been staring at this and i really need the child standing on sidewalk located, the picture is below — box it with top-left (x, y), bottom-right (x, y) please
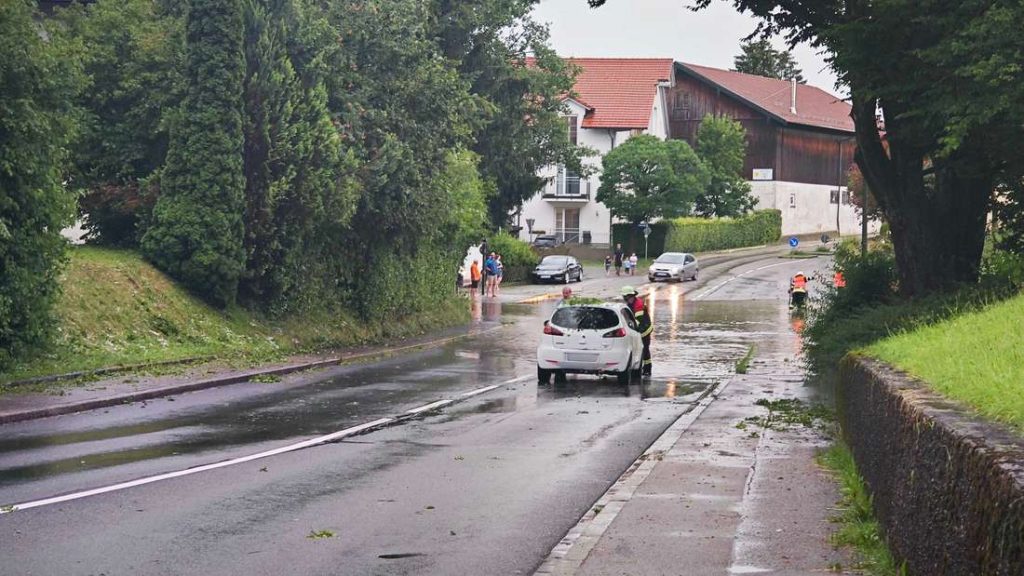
top-left (604, 255), bottom-right (612, 276)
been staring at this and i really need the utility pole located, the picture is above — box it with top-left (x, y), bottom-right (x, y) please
top-left (861, 182), bottom-right (869, 256)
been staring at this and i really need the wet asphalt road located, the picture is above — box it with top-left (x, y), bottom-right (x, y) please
top-left (0, 253), bottom-right (831, 576)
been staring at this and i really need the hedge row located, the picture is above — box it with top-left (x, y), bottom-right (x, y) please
top-left (613, 210), bottom-right (781, 255)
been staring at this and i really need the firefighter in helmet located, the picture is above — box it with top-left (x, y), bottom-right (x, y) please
top-left (621, 286), bottom-right (653, 376)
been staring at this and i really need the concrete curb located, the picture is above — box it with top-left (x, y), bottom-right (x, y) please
top-left (3, 356), bottom-right (214, 389)
top-left (0, 329), bottom-right (496, 425)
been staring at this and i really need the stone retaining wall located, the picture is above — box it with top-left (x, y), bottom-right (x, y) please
top-left (838, 356), bottom-right (1024, 575)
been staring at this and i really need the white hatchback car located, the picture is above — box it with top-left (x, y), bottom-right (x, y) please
top-left (536, 303), bottom-right (644, 385)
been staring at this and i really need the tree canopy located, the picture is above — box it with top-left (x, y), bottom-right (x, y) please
top-left (694, 115), bottom-right (757, 217)
top-left (732, 38), bottom-right (804, 82)
top-left (0, 0), bottom-right (84, 368)
top-left (597, 135), bottom-right (710, 225)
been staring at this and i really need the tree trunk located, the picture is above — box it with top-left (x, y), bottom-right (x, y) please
top-left (852, 95), bottom-right (992, 296)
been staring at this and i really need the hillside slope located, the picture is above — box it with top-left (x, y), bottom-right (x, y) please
top-left (2, 247), bottom-right (464, 383)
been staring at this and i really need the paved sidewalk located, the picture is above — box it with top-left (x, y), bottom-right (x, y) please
top-left (535, 311), bottom-right (850, 575)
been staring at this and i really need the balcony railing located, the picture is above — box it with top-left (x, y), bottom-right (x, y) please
top-left (542, 171), bottom-right (590, 200)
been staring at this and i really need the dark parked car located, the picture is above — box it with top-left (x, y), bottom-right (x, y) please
top-left (532, 235), bottom-right (558, 249)
top-left (531, 255), bottom-right (583, 284)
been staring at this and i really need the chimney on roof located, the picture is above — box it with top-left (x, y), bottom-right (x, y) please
top-left (790, 77), bottom-right (798, 115)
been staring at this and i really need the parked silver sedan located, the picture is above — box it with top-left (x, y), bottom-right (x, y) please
top-left (647, 252), bottom-right (698, 282)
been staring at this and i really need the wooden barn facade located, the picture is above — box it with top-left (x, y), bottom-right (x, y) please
top-left (669, 63), bottom-right (869, 236)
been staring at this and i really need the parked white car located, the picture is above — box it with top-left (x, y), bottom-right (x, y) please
top-left (536, 303), bottom-right (644, 385)
top-left (647, 252), bottom-right (698, 282)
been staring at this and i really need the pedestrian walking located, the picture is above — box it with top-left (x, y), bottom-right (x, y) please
top-left (613, 243), bottom-right (623, 276)
top-left (604, 255), bottom-right (612, 276)
top-left (623, 256), bottom-right (632, 276)
top-left (629, 253), bottom-right (638, 276)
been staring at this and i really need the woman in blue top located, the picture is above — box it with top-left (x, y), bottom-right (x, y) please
top-left (484, 253), bottom-right (499, 297)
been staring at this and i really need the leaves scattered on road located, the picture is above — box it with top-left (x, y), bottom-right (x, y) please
top-left (307, 529), bottom-right (335, 540)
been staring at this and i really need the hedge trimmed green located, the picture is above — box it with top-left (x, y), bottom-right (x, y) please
top-left (613, 210), bottom-right (781, 255)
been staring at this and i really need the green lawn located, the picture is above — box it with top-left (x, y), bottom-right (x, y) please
top-left (1, 247), bottom-right (466, 385)
top-left (864, 292), bottom-right (1024, 430)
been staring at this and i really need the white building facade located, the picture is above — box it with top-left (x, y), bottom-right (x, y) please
top-left (516, 58), bottom-right (675, 248)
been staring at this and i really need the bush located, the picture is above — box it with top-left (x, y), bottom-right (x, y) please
top-left (487, 231), bottom-right (538, 283)
top-left (664, 209), bottom-right (781, 253)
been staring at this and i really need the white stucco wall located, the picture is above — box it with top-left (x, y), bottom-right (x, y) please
top-left (518, 96), bottom-right (669, 248)
top-left (750, 180), bottom-right (881, 237)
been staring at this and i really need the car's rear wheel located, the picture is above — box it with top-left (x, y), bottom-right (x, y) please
top-left (537, 366), bottom-right (551, 384)
top-left (617, 355), bottom-right (633, 385)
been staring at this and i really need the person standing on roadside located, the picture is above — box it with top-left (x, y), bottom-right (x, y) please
top-left (614, 243), bottom-right (623, 276)
top-left (556, 285), bottom-right (573, 307)
top-left (489, 252), bottom-right (501, 293)
top-left (469, 259), bottom-right (481, 293)
top-left (485, 252), bottom-right (499, 297)
top-left (604, 255), bottom-right (612, 276)
top-left (629, 253), bottom-right (638, 276)
top-left (479, 238), bottom-right (489, 295)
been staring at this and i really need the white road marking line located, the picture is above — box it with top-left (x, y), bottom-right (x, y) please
top-left (692, 260), bottom-right (796, 301)
top-left (2, 377), bottom-right (530, 514)
top-left (3, 417), bottom-right (395, 514)
top-left (406, 399), bottom-right (455, 415)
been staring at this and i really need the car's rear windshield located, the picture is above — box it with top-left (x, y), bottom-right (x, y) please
top-left (551, 307), bottom-right (619, 330)
top-left (540, 256), bottom-right (568, 266)
top-left (656, 253), bottom-right (685, 264)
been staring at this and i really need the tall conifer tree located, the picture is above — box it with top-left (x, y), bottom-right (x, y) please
top-left (143, 0), bottom-right (246, 307)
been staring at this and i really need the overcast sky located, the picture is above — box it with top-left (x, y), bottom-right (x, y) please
top-left (532, 0), bottom-right (843, 96)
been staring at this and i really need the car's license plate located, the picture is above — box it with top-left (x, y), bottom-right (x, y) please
top-left (566, 352), bottom-right (599, 362)
top-left (656, 272), bottom-right (669, 277)
top-left (540, 275), bottom-right (550, 279)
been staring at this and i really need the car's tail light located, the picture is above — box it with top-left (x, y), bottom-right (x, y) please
top-left (544, 324), bottom-right (564, 336)
top-left (603, 327), bottom-right (626, 338)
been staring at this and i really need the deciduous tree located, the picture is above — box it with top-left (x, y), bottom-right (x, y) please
top-left (694, 115), bottom-right (757, 217)
top-left (0, 0), bottom-right (84, 367)
top-left (597, 135), bottom-right (710, 225)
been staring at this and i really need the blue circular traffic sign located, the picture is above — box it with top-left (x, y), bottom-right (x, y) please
top-left (789, 237), bottom-right (799, 248)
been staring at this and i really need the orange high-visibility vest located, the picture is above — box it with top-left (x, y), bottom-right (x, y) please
top-left (833, 272), bottom-right (846, 288)
top-left (792, 275), bottom-right (807, 290)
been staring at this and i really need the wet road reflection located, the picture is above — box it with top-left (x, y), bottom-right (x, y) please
top-left (0, 261), bottom-right (807, 504)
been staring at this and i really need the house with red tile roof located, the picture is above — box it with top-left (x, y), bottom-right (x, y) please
top-left (518, 58), bottom-right (674, 247)
top-left (517, 58), bottom-right (875, 246)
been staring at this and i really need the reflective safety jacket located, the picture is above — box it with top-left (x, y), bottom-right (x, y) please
top-left (833, 272), bottom-right (846, 288)
top-left (792, 275), bottom-right (807, 291)
top-left (631, 296), bottom-right (653, 337)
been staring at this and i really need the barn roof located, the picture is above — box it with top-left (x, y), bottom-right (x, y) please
top-left (566, 58), bottom-right (675, 129)
top-left (677, 62), bottom-right (853, 133)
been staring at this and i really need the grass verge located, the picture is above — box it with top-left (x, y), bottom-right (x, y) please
top-left (864, 291), bottom-right (1024, 431)
top-left (818, 442), bottom-right (906, 576)
top-left (1, 247), bottom-right (469, 386)
top-left (735, 345), bottom-right (755, 374)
